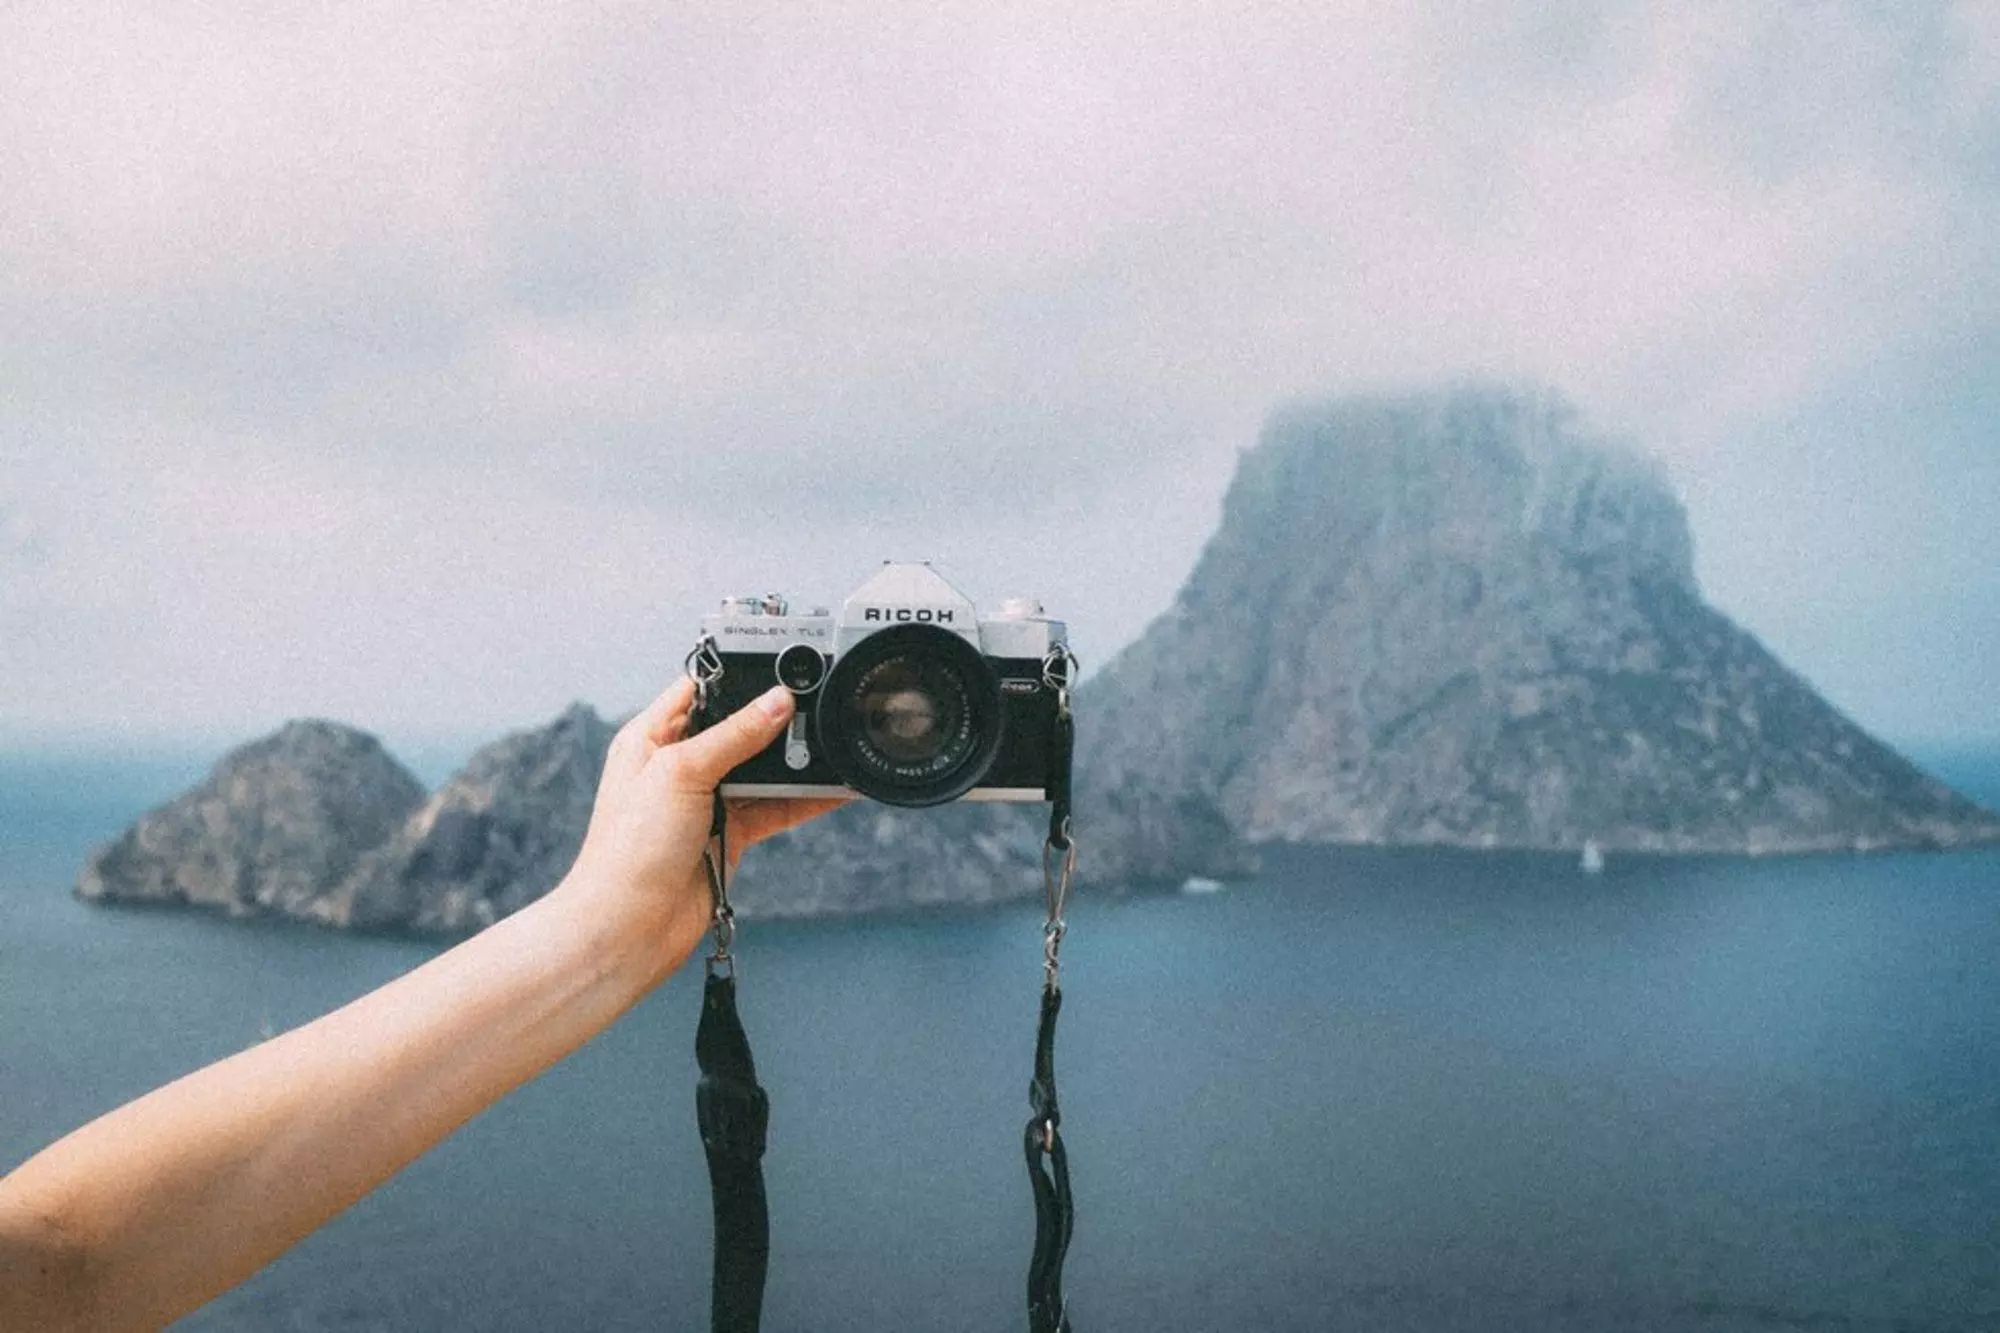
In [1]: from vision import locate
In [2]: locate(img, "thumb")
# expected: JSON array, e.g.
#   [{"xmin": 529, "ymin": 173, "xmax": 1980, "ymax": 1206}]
[{"xmin": 671, "ymin": 685, "xmax": 795, "ymax": 789}]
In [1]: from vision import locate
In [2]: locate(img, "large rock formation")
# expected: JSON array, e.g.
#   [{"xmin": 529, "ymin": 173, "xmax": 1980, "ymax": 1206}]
[
  {"xmin": 76, "ymin": 721, "xmax": 424, "ymax": 915},
  {"xmin": 319, "ymin": 704, "xmax": 617, "ymax": 932},
  {"xmin": 1081, "ymin": 384, "xmax": 1999, "ymax": 853},
  {"xmin": 729, "ymin": 802, "xmax": 1047, "ymax": 918},
  {"xmin": 75, "ymin": 383, "xmax": 2000, "ymax": 931}
]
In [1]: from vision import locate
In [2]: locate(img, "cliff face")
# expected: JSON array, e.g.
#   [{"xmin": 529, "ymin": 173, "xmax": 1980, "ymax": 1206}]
[
  {"xmin": 730, "ymin": 802, "xmax": 1046, "ymax": 918},
  {"xmin": 1081, "ymin": 385, "xmax": 1997, "ymax": 852},
  {"xmin": 74, "ymin": 383, "xmax": 2000, "ymax": 931},
  {"xmin": 320, "ymin": 704, "xmax": 617, "ymax": 932},
  {"xmin": 76, "ymin": 722, "xmax": 424, "ymax": 916}
]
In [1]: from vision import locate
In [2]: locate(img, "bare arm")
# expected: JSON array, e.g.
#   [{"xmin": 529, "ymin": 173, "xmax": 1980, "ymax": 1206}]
[{"xmin": 0, "ymin": 679, "xmax": 835, "ymax": 1332}]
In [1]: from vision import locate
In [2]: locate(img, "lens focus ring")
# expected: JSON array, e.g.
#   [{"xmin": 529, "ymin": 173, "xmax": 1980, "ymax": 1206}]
[{"xmin": 814, "ymin": 625, "xmax": 1004, "ymax": 807}]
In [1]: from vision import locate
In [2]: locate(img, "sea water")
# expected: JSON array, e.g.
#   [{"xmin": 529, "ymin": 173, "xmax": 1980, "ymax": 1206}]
[{"xmin": 3, "ymin": 751, "xmax": 1999, "ymax": 1332}]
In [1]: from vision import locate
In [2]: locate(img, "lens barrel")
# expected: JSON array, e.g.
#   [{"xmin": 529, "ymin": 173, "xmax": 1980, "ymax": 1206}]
[{"xmin": 815, "ymin": 624, "xmax": 1005, "ymax": 807}]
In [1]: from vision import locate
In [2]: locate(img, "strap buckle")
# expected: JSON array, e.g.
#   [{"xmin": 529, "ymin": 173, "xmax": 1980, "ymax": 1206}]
[
  {"xmin": 1041, "ymin": 827, "xmax": 1076, "ymax": 990},
  {"xmin": 1041, "ymin": 645, "xmax": 1079, "ymax": 721},
  {"xmin": 703, "ymin": 802, "xmax": 736, "ymax": 973},
  {"xmin": 685, "ymin": 633, "xmax": 724, "ymax": 712}
]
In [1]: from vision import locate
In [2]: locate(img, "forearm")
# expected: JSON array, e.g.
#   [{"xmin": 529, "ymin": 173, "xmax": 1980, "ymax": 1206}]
[{"xmin": 0, "ymin": 868, "xmax": 698, "ymax": 1332}]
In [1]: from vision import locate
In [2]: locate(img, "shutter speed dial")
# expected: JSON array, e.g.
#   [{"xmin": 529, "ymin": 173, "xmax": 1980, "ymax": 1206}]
[{"xmin": 775, "ymin": 644, "xmax": 828, "ymax": 694}]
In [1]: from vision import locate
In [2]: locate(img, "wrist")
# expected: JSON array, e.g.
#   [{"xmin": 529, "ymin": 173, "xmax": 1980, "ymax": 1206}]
[{"xmin": 549, "ymin": 860, "xmax": 710, "ymax": 991}]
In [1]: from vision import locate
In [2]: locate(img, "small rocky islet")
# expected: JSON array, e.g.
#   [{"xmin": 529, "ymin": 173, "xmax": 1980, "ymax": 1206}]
[{"xmin": 77, "ymin": 384, "xmax": 2000, "ymax": 931}]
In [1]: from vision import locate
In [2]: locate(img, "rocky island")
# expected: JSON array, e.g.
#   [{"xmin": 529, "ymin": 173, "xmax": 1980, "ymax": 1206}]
[
  {"xmin": 1083, "ymin": 385, "xmax": 1995, "ymax": 855},
  {"xmin": 76, "ymin": 722, "xmax": 424, "ymax": 917},
  {"xmin": 78, "ymin": 384, "xmax": 2000, "ymax": 931}
]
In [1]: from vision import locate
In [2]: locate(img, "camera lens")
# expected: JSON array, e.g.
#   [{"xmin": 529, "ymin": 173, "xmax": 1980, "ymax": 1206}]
[
  {"xmin": 855, "ymin": 660, "xmax": 962, "ymax": 765},
  {"xmin": 816, "ymin": 625, "xmax": 1004, "ymax": 807}
]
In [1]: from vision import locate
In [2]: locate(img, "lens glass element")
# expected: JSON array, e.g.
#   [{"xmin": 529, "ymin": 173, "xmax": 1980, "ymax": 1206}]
[{"xmin": 854, "ymin": 659, "xmax": 969, "ymax": 771}]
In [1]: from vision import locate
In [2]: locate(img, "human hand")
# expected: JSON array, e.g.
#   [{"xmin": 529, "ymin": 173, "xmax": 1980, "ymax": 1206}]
[{"xmin": 569, "ymin": 677, "xmax": 846, "ymax": 968}]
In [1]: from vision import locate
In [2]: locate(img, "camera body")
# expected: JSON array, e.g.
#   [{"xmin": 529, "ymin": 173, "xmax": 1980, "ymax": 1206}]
[{"xmin": 689, "ymin": 562, "xmax": 1072, "ymax": 808}]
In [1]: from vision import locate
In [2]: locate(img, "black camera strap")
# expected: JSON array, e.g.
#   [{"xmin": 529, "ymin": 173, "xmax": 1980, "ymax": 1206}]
[
  {"xmin": 696, "ymin": 799, "xmax": 770, "ymax": 1333},
  {"xmin": 1024, "ymin": 983, "xmax": 1074, "ymax": 1333},
  {"xmin": 1027, "ymin": 691, "xmax": 1078, "ymax": 1333},
  {"xmin": 696, "ymin": 969, "xmax": 769, "ymax": 1333}
]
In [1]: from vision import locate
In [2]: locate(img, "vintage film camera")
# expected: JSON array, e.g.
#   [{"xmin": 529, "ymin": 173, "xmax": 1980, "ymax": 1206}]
[{"xmin": 686, "ymin": 562, "xmax": 1073, "ymax": 808}]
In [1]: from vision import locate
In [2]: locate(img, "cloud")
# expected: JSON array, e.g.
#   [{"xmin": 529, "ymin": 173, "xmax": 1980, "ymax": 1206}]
[{"xmin": 2, "ymin": 0, "xmax": 1994, "ymax": 745}]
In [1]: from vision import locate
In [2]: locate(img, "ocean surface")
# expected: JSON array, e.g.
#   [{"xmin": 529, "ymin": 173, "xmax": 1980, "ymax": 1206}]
[{"xmin": 4, "ymin": 749, "xmax": 2000, "ymax": 1332}]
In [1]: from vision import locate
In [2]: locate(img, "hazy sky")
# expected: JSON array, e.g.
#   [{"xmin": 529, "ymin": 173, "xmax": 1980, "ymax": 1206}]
[{"xmin": 3, "ymin": 0, "xmax": 1995, "ymax": 753}]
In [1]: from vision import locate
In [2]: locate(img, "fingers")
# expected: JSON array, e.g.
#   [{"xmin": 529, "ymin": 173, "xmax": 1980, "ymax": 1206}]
[
  {"xmin": 670, "ymin": 685, "xmax": 794, "ymax": 789},
  {"xmin": 726, "ymin": 795, "xmax": 850, "ymax": 849},
  {"xmin": 659, "ymin": 709, "xmax": 693, "ymax": 746},
  {"xmin": 636, "ymin": 677, "xmax": 697, "ymax": 748}
]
